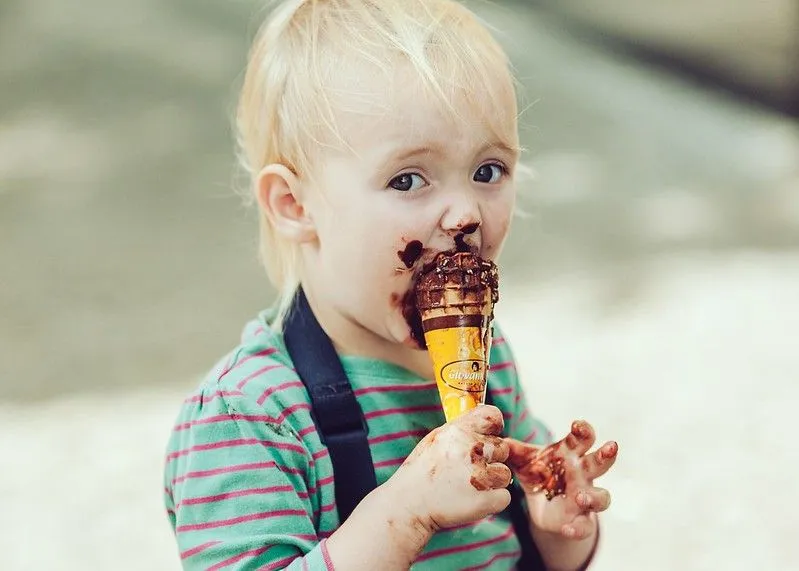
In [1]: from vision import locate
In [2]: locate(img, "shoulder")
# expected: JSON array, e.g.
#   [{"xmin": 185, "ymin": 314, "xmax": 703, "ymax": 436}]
[{"xmin": 173, "ymin": 313, "xmax": 316, "ymax": 441}]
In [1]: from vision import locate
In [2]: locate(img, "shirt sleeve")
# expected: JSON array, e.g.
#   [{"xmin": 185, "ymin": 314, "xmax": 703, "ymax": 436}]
[
  {"xmin": 506, "ymin": 379, "xmax": 554, "ymax": 448},
  {"xmin": 166, "ymin": 393, "xmax": 335, "ymax": 571},
  {"xmin": 488, "ymin": 328, "xmax": 553, "ymax": 448}
]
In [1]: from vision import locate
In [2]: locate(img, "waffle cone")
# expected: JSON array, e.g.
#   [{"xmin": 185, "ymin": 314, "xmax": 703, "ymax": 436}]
[{"xmin": 415, "ymin": 252, "xmax": 498, "ymax": 422}]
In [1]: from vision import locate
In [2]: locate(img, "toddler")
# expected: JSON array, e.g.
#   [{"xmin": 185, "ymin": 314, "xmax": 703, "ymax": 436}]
[{"xmin": 164, "ymin": 1, "xmax": 618, "ymax": 569}]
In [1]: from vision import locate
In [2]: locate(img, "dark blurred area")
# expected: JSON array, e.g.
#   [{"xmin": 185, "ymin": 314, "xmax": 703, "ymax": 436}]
[{"xmin": 531, "ymin": 0, "xmax": 799, "ymax": 117}]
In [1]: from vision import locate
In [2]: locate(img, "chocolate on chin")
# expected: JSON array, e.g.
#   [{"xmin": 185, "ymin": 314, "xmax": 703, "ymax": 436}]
[{"xmin": 414, "ymin": 251, "xmax": 499, "ymax": 422}]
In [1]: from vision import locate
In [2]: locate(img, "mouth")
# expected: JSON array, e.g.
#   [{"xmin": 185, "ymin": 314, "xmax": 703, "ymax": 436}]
[{"xmin": 395, "ymin": 231, "xmax": 481, "ymax": 349}]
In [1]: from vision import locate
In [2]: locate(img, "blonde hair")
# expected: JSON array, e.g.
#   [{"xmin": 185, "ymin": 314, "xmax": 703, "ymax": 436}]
[{"xmin": 235, "ymin": 0, "xmax": 521, "ymax": 328}]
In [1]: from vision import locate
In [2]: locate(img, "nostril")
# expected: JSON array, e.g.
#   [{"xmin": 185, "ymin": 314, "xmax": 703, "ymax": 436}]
[{"xmin": 461, "ymin": 222, "xmax": 480, "ymax": 235}]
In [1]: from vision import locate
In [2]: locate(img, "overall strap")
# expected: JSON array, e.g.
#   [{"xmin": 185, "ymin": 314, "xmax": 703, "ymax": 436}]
[
  {"xmin": 282, "ymin": 288, "xmax": 377, "ymax": 522},
  {"xmin": 485, "ymin": 391, "xmax": 547, "ymax": 571}
]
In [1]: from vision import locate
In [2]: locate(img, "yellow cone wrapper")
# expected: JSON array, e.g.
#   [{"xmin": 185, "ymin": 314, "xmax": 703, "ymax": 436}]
[{"xmin": 415, "ymin": 252, "xmax": 499, "ymax": 422}]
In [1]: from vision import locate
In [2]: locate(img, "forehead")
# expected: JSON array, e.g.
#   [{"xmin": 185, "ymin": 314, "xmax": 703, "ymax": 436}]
[{"xmin": 322, "ymin": 55, "xmax": 519, "ymax": 157}]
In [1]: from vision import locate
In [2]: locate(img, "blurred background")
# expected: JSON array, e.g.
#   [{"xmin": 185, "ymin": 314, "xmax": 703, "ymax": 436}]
[{"xmin": 1, "ymin": 0, "xmax": 797, "ymax": 569}]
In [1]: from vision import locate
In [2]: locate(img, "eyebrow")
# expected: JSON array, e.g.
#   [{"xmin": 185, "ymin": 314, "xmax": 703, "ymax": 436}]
[{"xmin": 390, "ymin": 140, "xmax": 519, "ymax": 163}]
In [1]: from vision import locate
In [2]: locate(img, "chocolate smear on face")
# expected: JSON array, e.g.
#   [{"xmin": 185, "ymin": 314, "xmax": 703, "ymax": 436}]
[
  {"xmin": 454, "ymin": 233, "xmax": 470, "ymax": 253},
  {"xmin": 397, "ymin": 240, "xmax": 424, "ymax": 269},
  {"xmin": 461, "ymin": 222, "xmax": 479, "ymax": 235},
  {"xmin": 401, "ymin": 290, "xmax": 426, "ymax": 349}
]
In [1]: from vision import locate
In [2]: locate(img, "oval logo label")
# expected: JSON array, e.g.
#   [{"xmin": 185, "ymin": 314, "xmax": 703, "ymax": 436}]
[{"xmin": 440, "ymin": 359, "xmax": 486, "ymax": 392}]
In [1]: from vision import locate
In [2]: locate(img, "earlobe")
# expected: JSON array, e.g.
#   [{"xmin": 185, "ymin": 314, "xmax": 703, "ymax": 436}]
[{"xmin": 256, "ymin": 164, "xmax": 317, "ymax": 243}]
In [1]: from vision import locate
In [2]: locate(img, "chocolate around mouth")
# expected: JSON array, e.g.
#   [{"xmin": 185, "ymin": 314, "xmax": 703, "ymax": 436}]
[
  {"xmin": 401, "ymin": 248, "xmax": 498, "ymax": 350},
  {"xmin": 397, "ymin": 240, "xmax": 424, "ymax": 269}
]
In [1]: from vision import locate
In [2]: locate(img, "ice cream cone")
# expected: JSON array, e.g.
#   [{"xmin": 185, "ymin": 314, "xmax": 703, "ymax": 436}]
[{"xmin": 415, "ymin": 252, "xmax": 499, "ymax": 422}]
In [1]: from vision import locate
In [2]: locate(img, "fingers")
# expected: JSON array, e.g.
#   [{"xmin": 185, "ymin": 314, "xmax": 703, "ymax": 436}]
[
  {"xmin": 563, "ymin": 420, "xmax": 595, "ymax": 456},
  {"xmin": 470, "ymin": 463, "xmax": 513, "ymax": 491},
  {"xmin": 454, "ymin": 404, "xmax": 505, "ymax": 436},
  {"xmin": 505, "ymin": 437, "xmax": 543, "ymax": 470},
  {"xmin": 575, "ymin": 487, "xmax": 611, "ymax": 513},
  {"xmin": 580, "ymin": 440, "xmax": 619, "ymax": 480},
  {"xmin": 478, "ymin": 435, "xmax": 509, "ymax": 464}
]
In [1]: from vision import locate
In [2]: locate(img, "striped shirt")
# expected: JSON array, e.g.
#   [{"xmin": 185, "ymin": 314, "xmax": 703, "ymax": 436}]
[{"xmin": 164, "ymin": 309, "xmax": 553, "ymax": 570}]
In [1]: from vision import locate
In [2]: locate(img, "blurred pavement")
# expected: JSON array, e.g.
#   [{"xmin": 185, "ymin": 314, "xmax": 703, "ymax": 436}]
[{"xmin": 1, "ymin": 1, "xmax": 798, "ymax": 569}]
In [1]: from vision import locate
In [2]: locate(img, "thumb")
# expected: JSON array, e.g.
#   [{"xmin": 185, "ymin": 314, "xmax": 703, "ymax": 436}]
[{"xmin": 451, "ymin": 404, "xmax": 505, "ymax": 436}]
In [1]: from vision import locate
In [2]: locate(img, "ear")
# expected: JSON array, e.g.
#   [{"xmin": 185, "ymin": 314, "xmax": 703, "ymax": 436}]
[{"xmin": 256, "ymin": 164, "xmax": 316, "ymax": 243}]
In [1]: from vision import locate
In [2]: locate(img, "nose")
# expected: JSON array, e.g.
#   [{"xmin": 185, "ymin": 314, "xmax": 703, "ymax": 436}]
[{"xmin": 439, "ymin": 188, "xmax": 482, "ymax": 237}]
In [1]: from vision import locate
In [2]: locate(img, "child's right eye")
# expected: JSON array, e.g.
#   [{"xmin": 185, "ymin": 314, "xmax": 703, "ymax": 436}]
[{"xmin": 388, "ymin": 173, "xmax": 426, "ymax": 192}]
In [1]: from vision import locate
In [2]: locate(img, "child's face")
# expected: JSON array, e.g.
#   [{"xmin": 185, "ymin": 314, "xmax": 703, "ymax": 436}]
[{"xmin": 301, "ymin": 63, "xmax": 518, "ymax": 350}]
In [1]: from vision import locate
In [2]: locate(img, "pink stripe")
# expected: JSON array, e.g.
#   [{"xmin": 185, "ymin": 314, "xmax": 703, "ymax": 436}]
[
  {"xmin": 461, "ymin": 549, "xmax": 518, "ymax": 570},
  {"xmin": 181, "ymin": 540, "xmax": 221, "ymax": 560},
  {"xmin": 260, "ymin": 402, "xmax": 312, "ymax": 422},
  {"xmin": 173, "ymin": 413, "xmax": 281, "ymax": 433},
  {"xmin": 258, "ymin": 555, "xmax": 299, "ymax": 571},
  {"xmin": 364, "ymin": 405, "xmax": 440, "ymax": 420},
  {"xmin": 321, "ymin": 539, "xmax": 335, "ymax": 570},
  {"xmin": 178, "ymin": 485, "xmax": 293, "ymax": 508},
  {"xmin": 257, "ymin": 380, "xmax": 304, "ymax": 405},
  {"xmin": 373, "ymin": 457, "xmax": 406, "ymax": 469},
  {"xmin": 493, "ymin": 337, "xmax": 506, "ymax": 345},
  {"xmin": 416, "ymin": 526, "xmax": 514, "ymax": 561},
  {"xmin": 308, "ymin": 475, "xmax": 335, "ymax": 496},
  {"xmin": 492, "ymin": 386, "xmax": 514, "ymax": 396},
  {"xmin": 237, "ymin": 363, "xmax": 287, "ymax": 390},
  {"xmin": 490, "ymin": 361, "xmax": 515, "ymax": 372},
  {"xmin": 298, "ymin": 425, "xmax": 317, "ymax": 437},
  {"xmin": 354, "ymin": 383, "xmax": 436, "ymax": 395},
  {"xmin": 218, "ymin": 348, "xmax": 279, "ymax": 382},
  {"xmin": 166, "ymin": 437, "xmax": 305, "ymax": 463},
  {"xmin": 176, "ymin": 509, "xmax": 307, "ymax": 532},
  {"xmin": 208, "ymin": 545, "xmax": 272, "ymax": 571},
  {"xmin": 184, "ymin": 390, "xmax": 244, "ymax": 404},
  {"xmin": 251, "ymin": 326, "xmax": 266, "ymax": 337},
  {"xmin": 314, "ymin": 500, "xmax": 337, "ymax": 518},
  {"xmin": 522, "ymin": 426, "xmax": 539, "ymax": 444},
  {"xmin": 302, "ymin": 557, "xmax": 310, "ymax": 571},
  {"xmin": 513, "ymin": 408, "xmax": 529, "ymax": 428},
  {"xmin": 171, "ymin": 461, "xmax": 304, "ymax": 486},
  {"xmin": 369, "ymin": 429, "xmax": 427, "ymax": 445}
]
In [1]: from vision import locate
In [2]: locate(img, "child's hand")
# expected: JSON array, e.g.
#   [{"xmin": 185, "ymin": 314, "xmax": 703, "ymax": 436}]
[
  {"xmin": 388, "ymin": 405, "xmax": 513, "ymax": 533},
  {"xmin": 506, "ymin": 420, "xmax": 618, "ymax": 540}
]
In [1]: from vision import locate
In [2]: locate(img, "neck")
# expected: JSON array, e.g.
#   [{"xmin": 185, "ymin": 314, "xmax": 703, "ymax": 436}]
[{"xmin": 302, "ymin": 286, "xmax": 434, "ymax": 381}]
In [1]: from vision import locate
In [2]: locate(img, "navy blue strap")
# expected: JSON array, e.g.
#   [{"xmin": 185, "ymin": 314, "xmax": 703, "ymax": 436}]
[
  {"xmin": 485, "ymin": 391, "xmax": 546, "ymax": 570},
  {"xmin": 282, "ymin": 288, "xmax": 377, "ymax": 522}
]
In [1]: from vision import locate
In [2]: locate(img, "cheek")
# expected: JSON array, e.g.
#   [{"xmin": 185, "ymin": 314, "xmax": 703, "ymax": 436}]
[{"xmin": 482, "ymin": 198, "xmax": 513, "ymax": 253}]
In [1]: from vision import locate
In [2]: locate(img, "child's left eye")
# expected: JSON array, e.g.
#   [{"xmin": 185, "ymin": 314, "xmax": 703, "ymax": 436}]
[{"xmin": 473, "ymin": 164, "xmax": 505, "ymax": 184}]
